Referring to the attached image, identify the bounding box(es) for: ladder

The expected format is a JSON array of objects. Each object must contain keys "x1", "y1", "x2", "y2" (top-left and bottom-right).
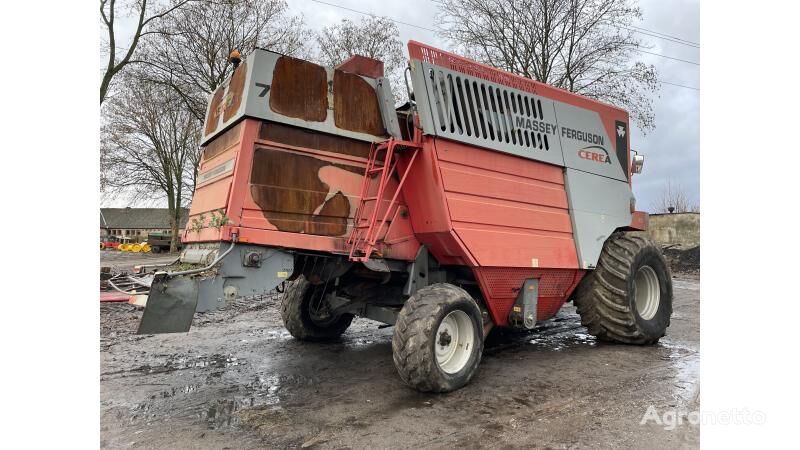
[{"x1": 347, "y1": 138, "x2": 421, "y2": 262}]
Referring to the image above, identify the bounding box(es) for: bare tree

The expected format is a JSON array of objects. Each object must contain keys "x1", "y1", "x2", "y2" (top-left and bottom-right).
[
  {"x1": 101, "y1": 76, "x2": 201, "y2": 251},
  {"x1": 651, "y1": 180, "x2": 698, "y2": 213},
  {"x1": 100, "y1": 0, "x2": 194, "y2": 104},
  {"x1": 435, "y1": 0, "x2": 659, "y2": 132},
  {"x1": 132, "y1": 0, "x2": 310, "y2": 122},
  {"x1": 316, "y1": 16, "x2": 406, "y2": 102}
]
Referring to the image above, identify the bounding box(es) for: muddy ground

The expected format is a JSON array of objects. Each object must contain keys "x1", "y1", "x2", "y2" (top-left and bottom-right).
[{"x1": 100, "y1": 250, "x2": 700, "y2": 449}]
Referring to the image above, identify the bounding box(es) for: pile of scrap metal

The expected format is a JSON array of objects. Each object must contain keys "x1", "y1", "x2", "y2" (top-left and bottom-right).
[{"x1": 100, "y1": 265, "x2": 158, "y2": 305}]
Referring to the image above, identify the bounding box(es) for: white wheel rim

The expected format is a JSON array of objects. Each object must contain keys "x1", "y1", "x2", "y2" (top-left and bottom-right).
[
  {"x1": 435, "y1": 310, "x2": 475, "y2": 374},
  {"x1": 634, "y1": 265, "x2": 661, "y2": 320}
]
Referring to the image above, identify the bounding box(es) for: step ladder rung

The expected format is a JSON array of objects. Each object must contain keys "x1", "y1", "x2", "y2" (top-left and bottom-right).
[{"x1": 348, "y1": 138, "x2": 420, "y2": 263}]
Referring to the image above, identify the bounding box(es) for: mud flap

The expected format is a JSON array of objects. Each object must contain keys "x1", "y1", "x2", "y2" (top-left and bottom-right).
[
  {"x1": 137, "y1": 274, "x2": 199, "y2": 334},
  {"x1": 136, "y1": 244, "x2": 294, "y2": 334}
]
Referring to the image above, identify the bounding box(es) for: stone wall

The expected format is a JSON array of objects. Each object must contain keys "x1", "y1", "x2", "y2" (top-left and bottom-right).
[{"x1": 648, "y1": 213, "x2": 700, "y2": 248}]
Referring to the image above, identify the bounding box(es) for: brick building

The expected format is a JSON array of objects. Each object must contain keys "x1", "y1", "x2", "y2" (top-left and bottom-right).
[{"x1": 100, "y1": 208, "x2": 189, "y2": 241}]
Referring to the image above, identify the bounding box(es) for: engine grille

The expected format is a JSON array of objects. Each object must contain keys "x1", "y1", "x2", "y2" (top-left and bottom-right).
[{"x1": 422, "y1": 65, "x2": 562, "y2": 160}]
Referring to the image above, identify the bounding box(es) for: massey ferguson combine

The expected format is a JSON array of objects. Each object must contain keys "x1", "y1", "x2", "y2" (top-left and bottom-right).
[{"x1": 138, "y1": 42, "x2": 672, "y2": 393}]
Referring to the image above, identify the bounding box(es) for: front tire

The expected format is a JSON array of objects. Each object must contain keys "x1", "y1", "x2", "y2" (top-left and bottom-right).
[
  {"x1": 280, "y1": 275, "x2": 354, "y2": 341},
  {"x1": 575, "y1": 231, "x2": 673, "y2": 344},
  {"x1": 392, "y1": 283, "x2": 484, "y2": 393}
]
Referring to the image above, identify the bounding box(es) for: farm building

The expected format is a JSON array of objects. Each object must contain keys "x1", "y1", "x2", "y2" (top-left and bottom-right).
[{"x1": 100, "y1": 208, "x2": 189, "y2": 241}]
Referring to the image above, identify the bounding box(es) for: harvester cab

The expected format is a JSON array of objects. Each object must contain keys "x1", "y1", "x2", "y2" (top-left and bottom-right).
[{"x1": 136, "y1": 42, "x2": 671, "y2": 393}]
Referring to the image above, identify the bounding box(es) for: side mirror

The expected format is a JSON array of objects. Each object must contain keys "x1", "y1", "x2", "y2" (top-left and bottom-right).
[{"x1": 631, "y1": 151, "x2": 644, "y2": 175}]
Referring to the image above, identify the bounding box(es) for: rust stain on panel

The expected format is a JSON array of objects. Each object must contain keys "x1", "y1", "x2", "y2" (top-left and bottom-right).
[
  {"x1": 270, "y1": 56, "x2": 328, "y2": 122},
  {"x1": 309, "y1": 191, "x2": 349, "y2": 236},
  {"x1": 223, "y1": 62, "x2": 247, "y2": 122},
  {"x1": 249, "y1": 148, "x2": 362, "y2": 236},
  {"x1": 205, "y1": 87, "x2": 224, "y2": 136},
  {"x1": 335, "y1": 55, "x2": 384, "y2": 78},
  {"x1": 203, "y1": 122, "x2": 242, "y2": 161},
  {"x1": 333, "y1": 70, "x2": 385, "y2": 135},
  {"x1": 259, "y1": 122, "x2": 371, "y2": 159}
]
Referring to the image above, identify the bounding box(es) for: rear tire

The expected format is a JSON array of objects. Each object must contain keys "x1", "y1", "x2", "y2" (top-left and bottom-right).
[
  {"x1": 280, "y1": 276, "x2": 354, "y2": 341},
  {"x1": 392, "y1": 283, "x2": 484, "y2": 393},
  {"x1": 151, "y1": 245, "x2": 161, "y2": 254},
  {"x1": 575, "y1": 231, "x2": 673, "y2": 344}
]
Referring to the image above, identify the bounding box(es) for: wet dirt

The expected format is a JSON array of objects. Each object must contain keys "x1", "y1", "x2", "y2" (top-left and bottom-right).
[
  {"x1": 663, "y1": 246, "x2": 700, "y2": 277},
  {"x1": 100, "y1": 276, "x2": 699, "y2": 449}
]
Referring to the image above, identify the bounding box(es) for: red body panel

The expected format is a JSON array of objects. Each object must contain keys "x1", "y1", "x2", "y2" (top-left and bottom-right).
[
  {"x1": 435, "y1": 139, "x2": 577, "y2": 269},
  {"x1": 183, "y1": 119, "x2": 420, "y2": 261},
  {"x1": 629, "y1": 211, "x2": 649, "y2": 231},
  {"x1": 398, "y1": 136, "x2": 582, "y2": 324},
  {"x1": 408, "y1": 41, "x2": 632, "y2": 186},
  {"x1": 474, "y1": 268, "x2": 585, "y2": 324}
]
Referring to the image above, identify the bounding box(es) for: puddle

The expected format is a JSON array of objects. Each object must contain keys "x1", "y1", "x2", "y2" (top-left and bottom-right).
[
  {"x1": 160, "y1": 384, "x2": 201, "y2": 398},
  {"x1": 204, "y1": 398, "x2": 244, "y2": 429},
  {"x1": 670, "y1": 355, "x2": 700, "y2": 403},
  {"x1": 200, "y1": 373, "x2": 317, "y2": 429},
  {"x1": 135, "y1": 354, "x2": 244, "y2": 374},
  {"x1": 527, "y1": 330, "x2": 597, "y2": 351},
  {"x1": 657, "y1": 339, "x2": 700, "y2": 404},
  {"x1": 656, "y1": 339, "x2": 697, "y2": 355},
  {"x1": 266, "y1": 330, "x2": 291, "y2": 340},
  {"x1": 246, "y1": 328, "x2": 292, "y2": 340},
  {"x1": 485, "y1": 309, "x2": 592, "y2": 354},
  {"x1": 127, "y1": 371, "x2": 317, "y2": 431}
]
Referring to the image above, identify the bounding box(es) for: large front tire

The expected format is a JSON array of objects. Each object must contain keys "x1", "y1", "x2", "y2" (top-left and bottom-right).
[
  {"x1": 575, "y1": 231, "x2": 673, "y2": 344},
  {"x1": 392, "y1": 283, "x2": 484, "y2": 393},
  {"x1": 280, "y1": 276, "x2": 354, "y2": 341}
]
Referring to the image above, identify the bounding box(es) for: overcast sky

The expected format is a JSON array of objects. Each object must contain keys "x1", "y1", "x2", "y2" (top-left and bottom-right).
[{"x1": 103, "y1": 0, "x2": 699, "y2": 212}]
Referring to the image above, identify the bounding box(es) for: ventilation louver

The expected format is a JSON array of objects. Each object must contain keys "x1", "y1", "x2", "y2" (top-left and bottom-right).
[{"x1": 428, "y1": 68, "x2": 551, "y2": 151}]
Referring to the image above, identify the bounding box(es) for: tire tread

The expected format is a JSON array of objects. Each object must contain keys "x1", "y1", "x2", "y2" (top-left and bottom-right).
[
  {"x1": 392, "y1": 283, "x2": 483, "y2": 393},
  {"x1": 280, "y1": 276, "x2": 353, "y2": 341},
  {"x1": 575, "y1": 231, "x2": 672, "y2": 345}
]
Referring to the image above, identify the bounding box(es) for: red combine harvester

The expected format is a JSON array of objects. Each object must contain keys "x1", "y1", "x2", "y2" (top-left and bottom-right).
[{"x1": 138, "y1": 42, "x2": 671, "y2": 393}]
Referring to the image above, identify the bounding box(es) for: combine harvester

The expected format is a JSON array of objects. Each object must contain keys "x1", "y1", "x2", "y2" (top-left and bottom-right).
[{"x1": 137, "y1": 42, "x2": 672, "y2": 392}]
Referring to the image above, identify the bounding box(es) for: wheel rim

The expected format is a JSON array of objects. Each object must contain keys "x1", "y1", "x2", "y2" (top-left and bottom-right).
[
  {"x1": 634, "y1": 265, "x2": 661, "y2": 320},
  {"x1": 435, "y1": 310, "x2": 475, "y2": 374},
  {"x1": 307, "y1": 287, "x2": 338, "y2": 326}
]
